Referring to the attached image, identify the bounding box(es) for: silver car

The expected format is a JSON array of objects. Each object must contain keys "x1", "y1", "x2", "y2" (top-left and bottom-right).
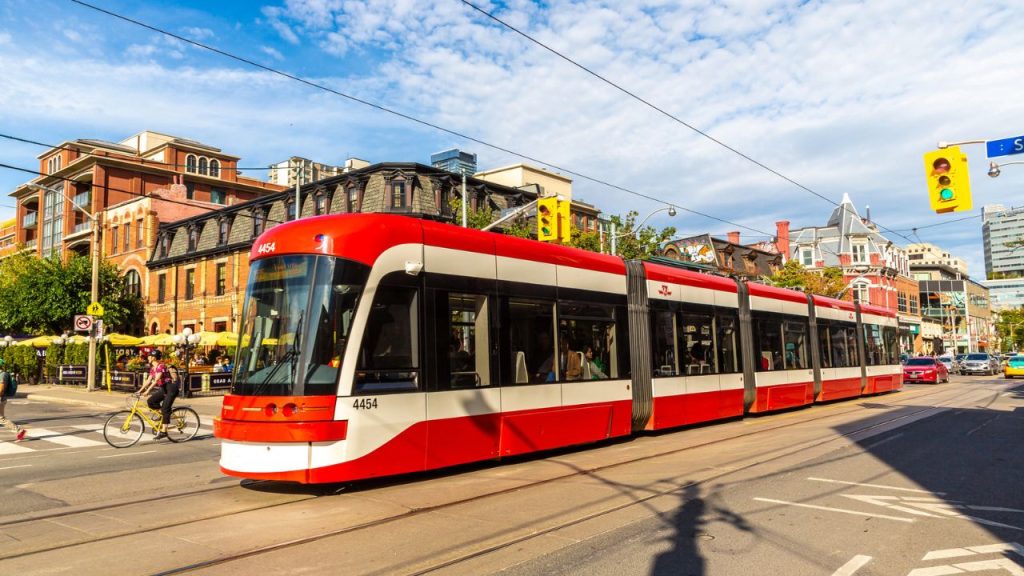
[
  {"x1": 937, "y1": 355, "x2": 958, "y2": 374},
  {"x1": 959, "y1": 353, "x2": 999, "y2": 376}
]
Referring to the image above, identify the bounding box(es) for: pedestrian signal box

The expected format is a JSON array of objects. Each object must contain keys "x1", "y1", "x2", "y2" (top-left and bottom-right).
[
  {"x1": 537, "y1": 197, "x2": 558, "y2": 242},
  {"x1": 924, "y1": 147, "x2": 972, "y2": 213}
]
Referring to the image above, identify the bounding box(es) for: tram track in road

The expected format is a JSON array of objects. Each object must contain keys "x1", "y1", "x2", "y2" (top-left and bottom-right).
[{"x1": 140, "y1": 380, "x2": 1011, "y2": 576}]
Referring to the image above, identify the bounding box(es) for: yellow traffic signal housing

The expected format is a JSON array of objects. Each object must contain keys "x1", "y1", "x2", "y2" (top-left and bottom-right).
[
  {"x1": 924, "y1": 146, "x2": 972, "y2": 213},
  {"x1": 556, "y1": 198, "x2": 571, "y2": 243},
  {"x1": 536, "y1": 197, "x2": 558, "y2": 242}
]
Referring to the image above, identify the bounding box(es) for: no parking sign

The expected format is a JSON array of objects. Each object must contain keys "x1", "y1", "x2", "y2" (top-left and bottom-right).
[{"x1": 74, "y1": 315, "x2": 94, "y2": 332}]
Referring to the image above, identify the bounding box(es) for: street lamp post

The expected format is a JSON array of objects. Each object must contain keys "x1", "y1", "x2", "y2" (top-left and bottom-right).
[
  {"x1": 173, "y1": 327, "x2": 202, "y2": 398},
  {"x1": 27, "y1": 183, "x2": 101, "y2": 392},
  {"x1": 610, "y1": 206, "x2": 677, "y2": 256},
  {"x1": 987, "y1": 160, "x2": 1024, "y2": 178}
]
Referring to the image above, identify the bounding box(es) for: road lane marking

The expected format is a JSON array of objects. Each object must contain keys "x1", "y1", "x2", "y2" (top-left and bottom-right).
[
  {"x1": 28, "y1": 428, "x2": 107, "y2": 448},
  {"x1": 831, "y1": 554, "x2": 872, "y2": 576},
  {"x1": 0, "y1": 442, "x2": 34, "y2": 456},
  {"x1": 97, "y1": 450, "x2": 156, "y2": 459},
  {"x1": 753, "y1": 498, "x2": 915, "y2": 522},
  {"x1": 0, "y1": 464, "x2": 32, "y2": 470},
  {"x1": 808, "y1": 477, "x2": 944, "y2": 494}
]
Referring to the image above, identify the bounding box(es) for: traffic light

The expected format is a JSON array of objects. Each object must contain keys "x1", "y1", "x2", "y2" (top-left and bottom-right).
[
  {"x1": 537, "y1": 197, "x2": 558, "y2": 242},
  {"x1": 556, "y1": 197, "x2": 571, "y2": 243},
  {"x1": 924, "y1": 146, "x2": 972, "y2": 213}
]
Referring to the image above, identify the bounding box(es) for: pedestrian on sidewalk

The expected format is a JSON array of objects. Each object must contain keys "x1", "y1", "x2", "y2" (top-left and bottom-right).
[{"x1": 0, "y1": 361, "x2": 26, "y2": 441}]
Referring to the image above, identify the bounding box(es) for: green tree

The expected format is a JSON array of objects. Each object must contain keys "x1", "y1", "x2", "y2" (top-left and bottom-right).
[
  {"x1": 0, "y1": 252, "x2": 144, "y2": 335},
  {"x1": 449, "y1": 198, "x2": 497, "y2": 230},
  {"x1": 604, "y1": 211, "x2": 677, "y2": 260},
  {"x1": 767, "y1": 260, "x2": 846, "y2": 298},
  {"x1": 995, "y1": 308, "x2": 1024, "y2": 352}
]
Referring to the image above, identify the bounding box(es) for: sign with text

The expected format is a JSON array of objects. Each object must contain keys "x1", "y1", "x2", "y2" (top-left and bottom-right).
[
  {"x1": 986, "y1": 135, "x2": 1024, "y2": 158},
  {"x1": 59, "y1": 365, "x2": 88, "y2": 382}
]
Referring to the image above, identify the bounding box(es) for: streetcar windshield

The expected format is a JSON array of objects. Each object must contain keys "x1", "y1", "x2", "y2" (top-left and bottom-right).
[{"x1": 233, "y1": 255, "x2": 369, "y2": 396}]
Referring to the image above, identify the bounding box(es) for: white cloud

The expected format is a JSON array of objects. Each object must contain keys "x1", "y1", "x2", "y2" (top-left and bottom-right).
[
  {"x1": 260, "y1": 45, "x2": 284, "y2": 61},
  {"x1": 182, "y1": 26, "x2": 215, "y2": 40},
  {"x1": 3, "y1": 0, "x2": 1024, "y2": 276},
  {"x1": 0, "y1": 32, "x2": 9, "y2": 46}
]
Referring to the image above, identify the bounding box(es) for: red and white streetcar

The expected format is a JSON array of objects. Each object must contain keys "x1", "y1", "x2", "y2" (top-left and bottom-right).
[{"x1": 214, "y1": 214, "x2": 902, "y2": 484}]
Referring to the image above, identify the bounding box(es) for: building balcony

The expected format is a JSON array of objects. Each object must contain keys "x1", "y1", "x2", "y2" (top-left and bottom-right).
[
  {"x1": 72, "y1": 220, "x2": 92, "y2": 234},
  {"x1": 23, "y1": 239, "x2": 37, "y2": 250},
  {"x1": 22, "y1": 212, "x2": 38, "y2": 228}
]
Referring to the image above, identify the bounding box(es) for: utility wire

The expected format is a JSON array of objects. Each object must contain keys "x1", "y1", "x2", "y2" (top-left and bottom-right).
[
  {"x1": 459, "y1": 0, "x2": 920, "y2": 246},
  {"x1": 65, "y1": 0, "x2": 778, "y2": 238}
]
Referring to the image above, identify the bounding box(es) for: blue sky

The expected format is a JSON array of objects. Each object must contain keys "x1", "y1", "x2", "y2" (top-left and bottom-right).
[{"x1": 2, "y1": 0, "x2": 1023, "y2": 276}]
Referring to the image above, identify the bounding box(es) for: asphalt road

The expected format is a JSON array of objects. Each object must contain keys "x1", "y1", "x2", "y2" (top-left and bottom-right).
[
  {"x1": 497, "y1": 376, "x2": 1024, "y2": 576},
  {"x1": 0, "y1": 398, "x2": 224, "y2": 519}
]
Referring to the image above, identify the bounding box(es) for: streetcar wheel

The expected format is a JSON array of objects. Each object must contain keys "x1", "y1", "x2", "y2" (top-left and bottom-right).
[
  {"x1": 103, "y1": 411, "x2": 145, "y2": 448},
  {"x1": 165, "y1": 407, "x2": 201, "y2": 443}
]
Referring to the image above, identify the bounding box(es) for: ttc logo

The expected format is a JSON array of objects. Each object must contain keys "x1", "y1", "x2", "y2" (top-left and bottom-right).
[{"x1": 658, "y1": 284, "x2": 672, "y2": 297}]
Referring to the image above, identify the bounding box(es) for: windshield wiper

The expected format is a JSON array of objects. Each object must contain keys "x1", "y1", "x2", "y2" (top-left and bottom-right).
[{"x1": 252, "y1": 311, "x2": 303, "y2": 396}]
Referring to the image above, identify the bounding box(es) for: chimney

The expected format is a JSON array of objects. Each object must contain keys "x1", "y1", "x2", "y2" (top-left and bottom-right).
[
  {"x1": 727, "y1": 231, "x2": 740, "y2": 244},
  {"x1": 775, "y1": 220, "x2": 790, "y2": 260},
  {"x1": 866, "y1": 204, "x2": 871, "y2": 222}
]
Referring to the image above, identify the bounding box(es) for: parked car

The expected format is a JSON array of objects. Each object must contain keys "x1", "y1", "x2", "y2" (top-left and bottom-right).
[
  {"x1": 959, "y1": 353, "x2": 1000, "y2": 376},
  {"x1": 1004, "y1": 355, "x2": 1024, "y2": 379},
  {"x1": 903, "y1": 357, "x2": 949, "y2": 384},
  {"x1": 937, "y1": 355, "x2": 959, "y2": 375}
]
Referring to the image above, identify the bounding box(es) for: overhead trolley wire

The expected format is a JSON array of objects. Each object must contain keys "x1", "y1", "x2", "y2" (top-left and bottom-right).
[{"x1": 458, "y1": 1, "x2": 923, "y2": 247}]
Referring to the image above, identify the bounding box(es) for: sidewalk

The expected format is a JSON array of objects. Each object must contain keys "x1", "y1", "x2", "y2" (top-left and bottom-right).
[{"x1": 19, "y1": 384, "x2": 225, "y2": 419}]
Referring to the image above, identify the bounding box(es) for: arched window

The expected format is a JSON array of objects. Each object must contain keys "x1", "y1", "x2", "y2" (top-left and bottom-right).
[
  {"x1": 188, "y1": 226, "x2": 198, "y2": 252},
  {"x1": 347, "y1": 185, "x2": 359, "y2": 212},
  {"x1": 315, "y1": 190, "x2": 328, "y2": 215},
  {"x1": 125, "y1": 269, "x2": 141, "y2": 298},
  {"x1": 198, "y1": 157, "x2": 209, "y2": 176},
  {"x1": 209, "y1": 159, "x2": 220, "y2": 178},
  {"x1": 185, "y1": 155, "x2": 197, "y2": 173}
]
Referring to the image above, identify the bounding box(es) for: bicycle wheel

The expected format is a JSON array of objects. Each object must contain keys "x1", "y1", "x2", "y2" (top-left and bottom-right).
[
  {"x1": 165, "y1": 407, "x2": 201, "y2": 443},
  {"x1": 103, "y1": 411, "x2": 145, "y2": 448}
]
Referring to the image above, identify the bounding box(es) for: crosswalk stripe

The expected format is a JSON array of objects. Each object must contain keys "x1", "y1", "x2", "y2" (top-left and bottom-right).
[
  {"x1": 28, "y1": 428, "x2": 107, "y2": 448},
  {"x1": 0, "y1": 441, "x2": 34, "y2": 455}
]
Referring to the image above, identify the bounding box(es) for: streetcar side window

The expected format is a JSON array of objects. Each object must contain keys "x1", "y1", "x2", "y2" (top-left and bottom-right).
[
  {"x1": 817, "y1": 321, "x2": 832, "y2": 369},
  {"x1": 783, "y1": 320, "x2": 808, "y2": 370},
  {"x1": 679, "y1": 306, "x2": 715, "y2": 375},
  {"x1": 354, "y1": 285, "x2": 420, "y2": 393},
  {"x1": 440, "y1": 292, "x2": 491, "y2": 390},
  {"x1": 864, "y1": 323, "x2": 885, "y2": 366},
  {"x1": 650, "y1": 303, "x2": 678, "y2": 376},
  {"x1": 883, "y1": 325, "x2": 899, "y2": 364},
  {"x1": 505, "y1": 298, "x2": 556, "y2": 384},
  {"x1": 828, "y1": 322, "x2": 857, "y2": 368},
  {"x1": 716, "y1": 311, "x2": 740, "y2": 374},
  {"x1": 557, "y1": 300, "x2": 618, "y2": 381},
  {"x1": 754, "y1": 313, "x2": 784, "y2": 371}
]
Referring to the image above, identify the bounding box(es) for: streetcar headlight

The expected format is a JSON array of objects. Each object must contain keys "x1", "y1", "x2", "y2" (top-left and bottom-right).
[
  {"x1": 264, "y1": 403, "x2": 278, "y2": 417},
  {"x1": 282, "y1": 403, "x2": 297, "y2": 417}
]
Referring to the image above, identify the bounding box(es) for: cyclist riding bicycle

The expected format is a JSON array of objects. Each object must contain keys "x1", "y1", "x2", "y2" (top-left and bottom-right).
[{"x1": 140, "y1": 351, "x2": 180, "y2": 439}]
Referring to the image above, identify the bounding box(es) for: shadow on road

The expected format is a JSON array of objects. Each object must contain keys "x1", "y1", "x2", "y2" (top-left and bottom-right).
[{"x1": 651, "y1": 482, "x2": 708, "y2": 576}]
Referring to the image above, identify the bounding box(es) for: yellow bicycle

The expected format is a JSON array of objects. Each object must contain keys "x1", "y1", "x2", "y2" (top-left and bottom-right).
[{"x1": 103, "y1": 393, "x2": 200, "y2": 448}]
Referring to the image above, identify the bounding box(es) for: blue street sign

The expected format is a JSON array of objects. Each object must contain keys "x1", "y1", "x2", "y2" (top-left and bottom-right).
[{"x1": 987, "y1": 136, "x2": 1024, "y2": 158}]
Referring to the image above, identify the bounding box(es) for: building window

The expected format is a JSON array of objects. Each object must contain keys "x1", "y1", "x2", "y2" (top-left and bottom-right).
[
  {"x1": 218, "y1": 218, "x2": 230, "y2": 245},
  {"x1": 910, "y1": 295, "x2": 919, "y2": 314},
  {"x1": 125, "y1": 269, "x2": 141, "y2": 298},
  {"x1": 213, "y1": 321, "x2": 227, "y2": 332},
  {"x1": 391, "y1": 180, "x2": 407, "y2": 209},
  {"x1": 198, "y1": 157, "x2": 208, "y2": 176},
  {"x1": 47, "y1": 155, "x2": 62, "y2": 174},
  {"x1": 801, "y1": 247, "x2": 813, "y2": 266},
  {"x1": 216, "y1": 263, "x2": 226, "y2": 296},
  {"x1": 186, "y1": 155, "x2": 197, "y2": 173},
  {"x1": 185, "y1": 182, "x2": 195, "y2": 200},
  {"x1": 110, "y1": 226, "x2": 119, "y2": 254},
  {"x1": 209, "y1": 159, "x2": 220, "y2": 178},
  {"x1": 159, "y1": 234, "x2": 170, "y2": 258},
  {"x1": 852, "y1": 243, "x2": 867, "y2": 264},
  {"x1": 286, "y1": 200, "x2": 296, "y2": 220},
  {"x1": 315, "y1": 193, "x2": 328, "y2": 215},
  {"x1": 185, "y1": 269, "x2": 195, "y2": 300},
  {"x1": 347, "y1": 185, "x2": 359, "y2": 212},
  {"x1": 897, "y1": 291, "x2": 908, "y2": 313},
  {"x1": 123, "y1": 223, "x2": 131, "y2": 252},
  {"x1": 210, "y1": 188, "x2": 226, "y2": 205},
  {"x1": 41, "y1": 184, "x2": 64, "y2": 258},
  {"x1": 852, "y1": 282, "x2": 869, "y2": 304},
  {"x1": 136, "y1": 218, "x2": 144, "y2": 249},
  {"x1": 252, "y1": 207, "x2": 268, "y2": 237},
  {"x1": 187, "y1": 227, "x2": 198, "y2": 252},
  {"x1": 157, "y1": 274, "x2": 166, "y2": 304}
]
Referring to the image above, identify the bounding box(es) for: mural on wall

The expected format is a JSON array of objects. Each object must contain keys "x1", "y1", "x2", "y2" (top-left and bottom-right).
[{"x1": 676, "y1": 235, "x2": 717, "y2": 265}]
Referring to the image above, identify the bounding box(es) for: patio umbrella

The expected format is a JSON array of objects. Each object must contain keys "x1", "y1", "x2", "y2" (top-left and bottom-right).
[
  {"x1": 196, "y1": 331, "x2": 221, "y2": 346},
  {"x1": 216, "y1": 332, "x2": 238, "y2": 347},
  {"x1": 107, "y1": 333, "x2": 143, "y2": 346}
]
